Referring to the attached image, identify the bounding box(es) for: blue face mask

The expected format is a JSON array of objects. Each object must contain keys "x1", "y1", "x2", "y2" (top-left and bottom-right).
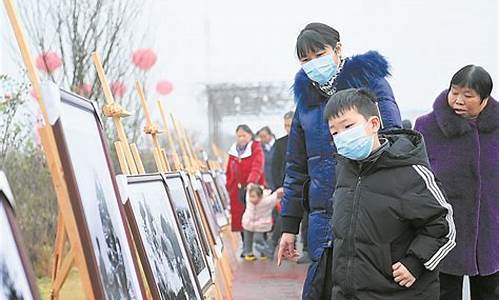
[
  {"x1": 333, "y1": 123, "x2": 375, "y2": 161},
  {"x1": 302, "y1": 53, "x2": 338, "y2": 85}
]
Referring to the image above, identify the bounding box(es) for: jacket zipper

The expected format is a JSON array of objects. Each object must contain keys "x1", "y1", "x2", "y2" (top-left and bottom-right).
[{"x1": 345, "y1": 176, "x2": 362, "y2": 296}]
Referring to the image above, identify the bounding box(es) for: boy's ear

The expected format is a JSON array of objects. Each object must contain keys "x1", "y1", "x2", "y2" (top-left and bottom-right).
[{"x1": 368, "y1": 116, "x2": 381, "y2": 133}]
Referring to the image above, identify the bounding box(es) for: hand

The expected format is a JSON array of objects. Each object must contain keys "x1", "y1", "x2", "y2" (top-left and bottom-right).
[
  {"x1": 276, "y1": 187, "x2": 284, "y2": 198},
  {"x1": 277, "y1": 233, "x2": 299, "y2": 266},
  {"x1": 392, "y1": 262, "x2": 416, "y2": 288}
]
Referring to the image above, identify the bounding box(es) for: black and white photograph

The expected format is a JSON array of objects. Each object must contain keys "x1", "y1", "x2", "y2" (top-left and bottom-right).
[
  {"x1": 126, "y1": 175, "x2": 202, "y2": 300},
  {"x1": 55, "y1": 91, "x2": 143, "y2": 299},
  {"x1": 213, "y1": 171, "x2": 230, "y2": 211},
  {"x1": 190, "y1": 176, "x2": 223, "y2": 255},
  {"x1": 201, "y1": 173, "x2": 229, "y2": 228},
  {"x1": 163, "y1": 174, "x2": 212, "y2": 291},
  {"x1": 0, "y1": 200, "x2": 38, "y2": 300}
]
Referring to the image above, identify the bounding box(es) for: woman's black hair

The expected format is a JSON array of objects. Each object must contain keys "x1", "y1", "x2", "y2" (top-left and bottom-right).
[
  {"x1": 236, "y1": 124, "x2": 254, "y2": 138},
  {"x1": 449, "y1": 65, "x2": 493, "y2": 101},
  {"x1": 296, "y1": 23, "x2": 340, "y2": 59}
]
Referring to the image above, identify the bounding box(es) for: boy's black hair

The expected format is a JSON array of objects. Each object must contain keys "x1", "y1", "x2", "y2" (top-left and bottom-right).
[
  {"x1": 324, "y1": 88, "x2": 380, "y2": 121},
  {"x1": 248, "y1": 185, "x2": 263, "y2": 198},
  {"x1": 449, "y1": 65, "x2": 493, "y2": 101},
  {"x1": 236, "y1": 124, "x2": 254, "y2": 138},
  {"x1": 296, "y1": 23, "x2": 340, "y2": 59}
]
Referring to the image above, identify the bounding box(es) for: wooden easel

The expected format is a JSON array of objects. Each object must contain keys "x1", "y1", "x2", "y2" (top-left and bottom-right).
[
  {"x1": 157, "y1": 100, "x2": 183, "y2": 171},
  {"x1": 135, "y1": 81, "x2": 170, "y2": 173},
  {"x1": 3, "y1": 1, "x2": 102, "y2": 299}
]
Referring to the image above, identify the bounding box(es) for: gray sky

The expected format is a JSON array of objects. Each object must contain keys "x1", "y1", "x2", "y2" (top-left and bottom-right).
[{"x1": 1, "y1": 0, "x2": 498, "y2": 142}]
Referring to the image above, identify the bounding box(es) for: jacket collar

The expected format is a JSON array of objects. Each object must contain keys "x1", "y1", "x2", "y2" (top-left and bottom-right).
[
  {"x1": 228, "y1": 140, "x2": 254, "y2": 158},
  {"x1": 433, "y1": 89, "x2": 499, "y2": 137},
  {"x1": 293, "y1": 50, "x2": 391, "y2": 107}
]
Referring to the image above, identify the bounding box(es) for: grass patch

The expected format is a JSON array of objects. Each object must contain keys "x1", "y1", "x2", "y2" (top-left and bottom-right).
[{"x1": 37, "y1": 268, "x2": 86, "y2": 300}]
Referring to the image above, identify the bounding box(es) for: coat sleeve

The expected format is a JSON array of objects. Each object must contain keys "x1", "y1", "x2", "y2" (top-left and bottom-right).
[
  {"x1": 369, "y1": 77, "x2": 402, "y2": 131},
  {"x1": 246, "y1": 142, "x2": 264, "y2": 184},
  {"x1": 281, "y1": 109, "x2": 308, "y2": 234},
  {"x1": 399, "y1": 164, "x2": 456, "y2": 279},
  {"x1": 270, "y1": 138, "x2": 285, "y2": 190}
]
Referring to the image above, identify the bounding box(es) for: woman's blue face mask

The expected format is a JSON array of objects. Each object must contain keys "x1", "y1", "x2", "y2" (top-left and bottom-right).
[{"x1": 301, "y1": 52, "x2": 338, "y2": 85}]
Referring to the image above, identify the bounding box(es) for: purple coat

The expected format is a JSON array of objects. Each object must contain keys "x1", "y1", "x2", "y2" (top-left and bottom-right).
[{"x1": 415, "y1": 90, "x2": 499, "y2": 276}]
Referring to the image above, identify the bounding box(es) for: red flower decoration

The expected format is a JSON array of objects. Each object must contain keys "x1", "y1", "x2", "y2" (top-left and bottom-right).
[
  {"x1": 156, "y1": 80, "x2": 173, "y2": 95},
  {"x1": 110, "y1": 81, "x2": 126, "y2": 98},
  {"x1": 132, "y1": 48, "x2": 157, "y2": 71},
  {"x1": 35, "y1": 51, "x2": 62, "y2": 73},
  {"x1": 79, "y1": 83, "x2": 92, "y2": 97}
]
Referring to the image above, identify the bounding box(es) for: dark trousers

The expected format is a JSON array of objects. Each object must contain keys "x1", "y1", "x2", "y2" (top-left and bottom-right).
[
  {"x1": 301, "y1": 211, "x2": 309, "y2": 252},
  {"x1": 270, "y1": 207, "x2": 282, "y2": 247},
  {"x1": 440, "y1": 272, "x2": 499, "y2": 300}
]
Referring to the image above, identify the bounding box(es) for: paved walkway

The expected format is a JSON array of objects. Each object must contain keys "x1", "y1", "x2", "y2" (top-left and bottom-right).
[{"x1": 232, "y1": 257, "x2": 308, "y2": 300}]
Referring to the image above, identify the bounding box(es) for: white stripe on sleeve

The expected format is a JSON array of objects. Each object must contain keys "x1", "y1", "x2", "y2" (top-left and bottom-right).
[{"x1": 412, "y1": 165, "x2": 456, "y2": 271}]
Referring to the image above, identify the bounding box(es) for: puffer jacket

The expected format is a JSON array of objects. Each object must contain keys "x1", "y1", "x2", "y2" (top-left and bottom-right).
[
  {"x1": 281, "y1": 51, "x2": 403, "y2": 262},
  {"x1": 242, "y1": 189, "x2": 279, "y2": 232},
  {"x1": 331, "y1": 130, "x2": 456, "y2": 300}
]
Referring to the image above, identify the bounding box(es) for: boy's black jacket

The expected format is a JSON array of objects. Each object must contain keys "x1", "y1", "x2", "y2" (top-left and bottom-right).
[{"x1": 331, "y1": 129, "x2": 455, "y2": 300}]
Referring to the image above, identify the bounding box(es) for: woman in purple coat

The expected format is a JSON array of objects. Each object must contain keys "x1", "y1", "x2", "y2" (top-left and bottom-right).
[{"x1": 415, "y1": 65, "x2": 498, "y2": 300}]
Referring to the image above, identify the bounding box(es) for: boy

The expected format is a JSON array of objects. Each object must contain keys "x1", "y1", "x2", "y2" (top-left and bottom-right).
[{"x1": 324, "y1": 88, "x2": 455, "y2": 299}]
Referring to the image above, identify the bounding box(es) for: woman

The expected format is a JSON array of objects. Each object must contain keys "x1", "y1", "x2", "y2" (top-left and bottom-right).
[
  {"x1": 278, "y1": 22, "x2": 402, "y2": 299},
  {"x1": 225, "y1": 124, "x2": 266, "y2": 234},
  {"x1": 415, "y1": 65, "x2": 498, "y2": 300}
]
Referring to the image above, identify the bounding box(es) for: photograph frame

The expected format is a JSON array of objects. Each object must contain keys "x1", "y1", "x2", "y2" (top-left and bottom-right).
[
  {"x1": 161, "y1": 172, "x2": 213, "y2": 293},
  {"x1": 51, "y1": 89, "x2": 146, "y2": 299},
  {"x1": 191, "y1": 175, "x2": 224, "y2": 256},
  {"x1": 200, "y1": 172, "x2": 230, "y2": 228},
  {"x1": 0, "y1": 175, "x2": 41, "y2": 300},
  {"x1": 124, "y1": 173, "x2": 204, "y2": 300}
]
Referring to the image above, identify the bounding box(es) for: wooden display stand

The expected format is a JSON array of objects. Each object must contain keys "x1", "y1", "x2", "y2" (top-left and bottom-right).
[
  {"x1": 135, "y1": 81, "x2": 170, "y2": 173},
  {"x1": 4, "y1": 1, "x2": 98, "y2": 299}
]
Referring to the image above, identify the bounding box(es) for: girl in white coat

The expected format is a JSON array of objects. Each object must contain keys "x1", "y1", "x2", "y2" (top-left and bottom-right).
[{"x1": 242, "y1": 185, "x2": 283, "y2": 261}]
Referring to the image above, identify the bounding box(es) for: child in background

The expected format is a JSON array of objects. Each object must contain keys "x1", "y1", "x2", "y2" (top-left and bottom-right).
[
  {"x1": 242, "y1": 185, "x2": 284, "y2": 261},
  {"x1": 325, "y1": 88, "x2": 455, "y2": 299}
]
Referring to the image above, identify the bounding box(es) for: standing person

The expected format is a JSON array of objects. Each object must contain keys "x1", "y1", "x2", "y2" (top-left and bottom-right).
[
  {"x1": 225, "y1": 125, "x2": 266, "y2": 243},
  {"x1": 258, "y1": 111, "x2": 294, "y2": 259},
  {"x1": 277, "y1": 22, "x2": 402, "y2": 299},
  {"x1": 257, "y1": 126, "x2": 276, "y2": 190},
  {"x1": 325, "y1": 88, "x2": 455, "y2": 300},
  {"x1": 415, "y1": 65, "x2": 498, "y2": 300},
  {"x1": 242, "y1": 185, "x2": 284, "y2": 261}
]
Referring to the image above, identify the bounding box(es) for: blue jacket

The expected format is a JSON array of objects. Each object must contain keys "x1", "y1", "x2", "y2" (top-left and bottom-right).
[{"x1": 281, "y1": 51, "x2": 402, "y2": 260}]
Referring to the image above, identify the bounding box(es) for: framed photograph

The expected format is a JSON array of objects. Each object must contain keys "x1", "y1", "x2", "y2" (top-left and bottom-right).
[
  {"x1": 125, "y1": 174, "x2": 202, "y2": 300},
  {"x1": 0, "y1": 172, "x2": 40, "y2": 300},
  {"x1": 200, "y1": 172, "x2": 229, "y2": 228},
  {"x1": 52, "y1": 90, "x2": 145, "y2": 299},
  {"x1": 162, "y1": 172, "x2": 212, "y2": 291},
  {"x1": 178, "y1": 172, "x2": 213, "y2": 259},
  {"x1": 212, "y1": 170, "x2": 230, "y2": 212},
  {"x1": 190, "y1": 175, "x2": 224, "y2": 256}
]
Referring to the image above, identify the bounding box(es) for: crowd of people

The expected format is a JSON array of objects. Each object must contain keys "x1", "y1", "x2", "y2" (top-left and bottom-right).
[{"x1": 225, "y1": 22, "x2": 498, "y2": 300}]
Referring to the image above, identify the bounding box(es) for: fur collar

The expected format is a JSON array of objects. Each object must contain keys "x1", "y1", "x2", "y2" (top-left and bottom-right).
[
  {"x1": 433, "y1": 89, "x2": 499, "y2": 137},
  {"x1": 228, "y1": 140, "x2": 254, "y2": 158},
  {"x1": 293, "y1": 51, "x2": 391, "y2": 107}
]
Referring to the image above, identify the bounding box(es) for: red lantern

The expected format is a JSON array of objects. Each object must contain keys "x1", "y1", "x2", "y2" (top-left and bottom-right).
[
  {"x1": 132, "y1": 48, "x2": 157, "y2": 71},
  {"x1": 110, "y1": 81, "x2": 126, "y2": 98},
  {"x1": 79, "y1": 83, "x2": 92, "y2": 97},
  {"x1": 35, "y1": 51, "x2": 62, "y2": 73},
  {"x1": 156, "y1": 80, "x2": 173, "y2": 95}
]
